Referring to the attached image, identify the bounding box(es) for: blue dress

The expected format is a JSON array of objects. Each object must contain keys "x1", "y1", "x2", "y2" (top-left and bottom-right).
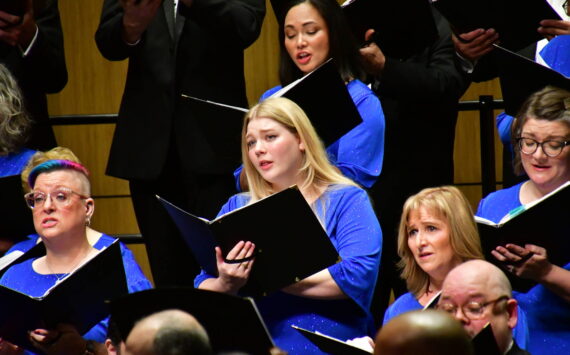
[
  {"x1": 477, "y1": 183, "x2": 570, "y2": 355},
  {"x1": 383, "y1": 291, "x2": 529, "y2": 348},
  {"x1": 195, "y1": 184, "x2": 382, "y2": 354},
  {"x1": 0, "y1": 234, "x2": 152, "y2": 354},
  {"x1": 0, "y1": 149, "x2": 35, "y2": 177},
  {"x1": 234, "y1": 80, "x2": 385, "y2": 189}
]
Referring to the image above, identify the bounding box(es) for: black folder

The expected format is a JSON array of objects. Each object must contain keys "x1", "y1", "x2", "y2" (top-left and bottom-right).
[
  {"x1": 0, "y1": 0, "x2": 25, "y2": 16},
  {"x1": 268, "y1": 59, "x2": 363, "y2": 146},
  {"x1": 472, "y1": 323, "x2": 501, "y2": 355},
  {"x1": 183, "y1": 59, "x2": 362, "y2": 148},
  {"x1": 0, "y1": 175, "x2": 35, "y2": 243},
  {"x1": 342, "y1": 0, "x2": 438, "y2": 59},
  {"x1": 292, "y1": 325, "x2": 372, "y2": 355},
  {"x1": 110, "y1": 288, "x2": 275, "y2": 355},
  {"x1": 433, "y1": 0, "x2": 561, "y2": 52},
  {"x1": 475, "y1": 182, "x2": 570, "y2": 292},
  {"x1": 158, "y1": 186, "x2": 339, "y2": 296},
  {"x1": 0, "y1": 240, "x2": 127, "y2": 349},
  {"x1": 494, "y1": 45, "x2": 570, "y2": 116}
]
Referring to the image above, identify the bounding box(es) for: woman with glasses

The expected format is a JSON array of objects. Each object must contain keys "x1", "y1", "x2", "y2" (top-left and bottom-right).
[
  {"x1": 0, "y1": 159, "x2": 151, "y2": 354},
  {"x1": 476, "y1": 86, "x2": 570, "y2": 355}
]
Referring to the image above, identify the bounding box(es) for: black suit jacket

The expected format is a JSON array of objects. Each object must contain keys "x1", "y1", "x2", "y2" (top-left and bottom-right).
[
  {"x1": 96, "y1": 0, "x2": 265, "y2": 180},
  {"x1": 371, "y1": 7, "x2": 470, "y2": 203},
  {"x1": 0, "y1": 0, "x2": 67, "y2": 150}
]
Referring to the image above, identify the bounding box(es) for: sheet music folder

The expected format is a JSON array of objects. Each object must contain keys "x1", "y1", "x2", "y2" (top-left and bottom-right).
[
  {"x1": 182, "y1": 59, "x2": 362, "y2": 148},
  {"x1": 0, "y1": 175, "x2": 35, "y2": 242},
  {"x1": 494, "y1": 45, "x2": 570, "y2": 116},
  {"x1": 0, "y1": 240, "x2": 127, "y2": 349},
  {"x1": 158, "y1": 186, "x2": 339, "y2": 296},
  {"x1": 433, "y1": 0, "x2": 561, "y2": 52},
  {"x1": 472, "y1": 323, "x2": 501, "y2": 355},
  {"x1": 110, "y1": 288, "x2": 275, "y2": 355},
  {"x1": 342, "y1": 0, "x2": 438, "y2": 59},
  {"x1": 293, "y1": 325, "x2": 372, "y2": 355},
  {"x1": 475, "y1": 182, "x2": 570, "y2": 292}
]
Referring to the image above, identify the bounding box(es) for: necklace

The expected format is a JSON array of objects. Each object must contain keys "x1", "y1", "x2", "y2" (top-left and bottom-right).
[{"x1": 44, "y1": 246, "x2": 93, "y2": 283}]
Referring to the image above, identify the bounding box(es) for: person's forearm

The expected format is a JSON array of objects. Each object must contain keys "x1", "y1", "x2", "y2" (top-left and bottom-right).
[
  {"x1": 281, "y1": 269, "x2": 347, "y2": 299},
  {"x1": 538, "y1": 265, "x2": 570, "y2": 303}
]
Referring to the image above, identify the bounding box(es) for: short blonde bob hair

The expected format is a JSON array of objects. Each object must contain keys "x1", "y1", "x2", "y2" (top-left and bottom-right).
[
  {"x1": 397, "y1": 186, "x2": 483, "y2": 297},
  {"x1": 241, "y1": 97, "x2": 357, "y2": 202}
]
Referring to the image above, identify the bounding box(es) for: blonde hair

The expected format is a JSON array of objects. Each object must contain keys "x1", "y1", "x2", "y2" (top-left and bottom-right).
[
  {"x1": 242, "y1": 97, "x2": 357, "y2": 202},
  {"x1": 397, "y1": 186, "x2": 483, "y2": 297},
  {"x1": 21, "y1": 147, "x2": 83, "y2": 192},
  {"x1": 0, "y1": 64, "x2": 31, "y2": 155}
]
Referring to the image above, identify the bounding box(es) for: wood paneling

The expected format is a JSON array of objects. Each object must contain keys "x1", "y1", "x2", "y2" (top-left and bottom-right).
[{"x1": 44, "y1": 0, "x2": 508, "y2": 277}]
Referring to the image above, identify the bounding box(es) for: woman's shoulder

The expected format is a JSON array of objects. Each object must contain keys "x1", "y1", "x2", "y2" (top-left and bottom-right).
[
  {"x1": 383, "y1": 292, "x2": 421, "y2": 324},
  {"x1": 477, "y1": 181, "x2": 525, "y2": 219},
  {"x1": 218, "y1": 192, "x2": 252, "y2": 217},
  {"x1": 325, "y1": 184, "x2": 368, "y2": 199},
  {"x1": 260, "y1": 85, "x2": 283, "y2": 101},
  {"x1": 347, "y1": 80, "x2": 377, "y2": 103}
]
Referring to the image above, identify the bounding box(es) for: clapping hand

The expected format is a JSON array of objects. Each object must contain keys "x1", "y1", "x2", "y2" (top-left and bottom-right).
[{"x1": 0, "y1": 0, "x2": 36, "y2": 48}]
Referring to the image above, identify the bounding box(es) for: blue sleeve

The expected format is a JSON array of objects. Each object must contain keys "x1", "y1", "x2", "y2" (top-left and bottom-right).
[
  {"x1": 513, "y1": 306, "x2": 529, "y2": 350},
  {"x1": 327, "y1": 187, "x2": 382, "y2": 312},
  {"x1": 233, "y1": 165, "x2": 243, "y2": 192},
  {"x1": 119, "y1": 243, "x2": 153, "y2": 292},
  {"x1": 331, "y1": 86, "x2": 385, "y2": 188},
  {"x1": 496, "y1": 112, "x2": 514, "y2": 149},
  {"x1": 259, "y1": 86, "x2": 282, "y2": 101},
  {"x1": 382, "y1": 292, "x2": 422, "y2": 326}
]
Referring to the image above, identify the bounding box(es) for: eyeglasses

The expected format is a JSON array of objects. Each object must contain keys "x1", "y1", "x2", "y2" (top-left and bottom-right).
[
  {"x1": 516, "y1": 137, "x2": 570, "y2": 157},
  {"x1": 24, "y1": 187, "x2": 89, "y2": 209},
  {"x1": 563, "y1": 0, "x2": 569, "y2": 16},
  {"x1": 436, "y1": 296, "x2": 509, "y2": 321}
]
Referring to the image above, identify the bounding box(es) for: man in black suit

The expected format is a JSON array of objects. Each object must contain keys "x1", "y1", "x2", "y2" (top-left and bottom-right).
[
  {"x1": 95, "y1": 0, "x2": 265, "y2": 286},
  {"x1": 359, "y1": 6, "x2": 470, "y2": 325},
  {"x1": 0, "y1": 0, "x2": 67, "y2": 150},
  {"x1": 439, "y1": 260, "x2": 531, "y2": 355}
]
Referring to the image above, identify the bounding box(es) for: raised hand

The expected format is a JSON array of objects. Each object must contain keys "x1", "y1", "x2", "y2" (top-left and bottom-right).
[
  {"x1": 119, "y1": 0, "x2": 162, "y2": 44},
  {"x1": 359, "y1": 29, "x2": 385, "y2": 77},
  {"x1": 0, "y1": 0, "x2": 37, "y2": 48}
]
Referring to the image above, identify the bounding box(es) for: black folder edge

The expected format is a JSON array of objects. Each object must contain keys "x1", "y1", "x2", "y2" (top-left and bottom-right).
[
  {"x1": 476, "y1": 182, "x2": 570, "y2": 291},
  {"x1": 292, "y1": 325, "x2": 373, "y2": 355},
  {"x1": 493, "y1": 44, "x2": 570, "y2": 116},
  {"x1": 109, "y1": 288, "x2": 275, "y2": 355},
  {"x1": 472, "y1": 323, "x2": 501, "y2": 355},
  {"x1": 0, "y1": 240, "x2": 127, "y2": 349},
  {"x1": 341, "y1": 0, "x2": 438, "y2": 59},
  {"x1": 0, "y1": 174, "x2": 35, "y2": 241},
  {"x1": 269, "y1": 58, "x2": 363, "y2": 147},
  {"x1": 158, "y1": 186, "x2": 340, "y2": 296},
  {"x1": 433, "y1": 0, "x2": 561, "y2": 52}
]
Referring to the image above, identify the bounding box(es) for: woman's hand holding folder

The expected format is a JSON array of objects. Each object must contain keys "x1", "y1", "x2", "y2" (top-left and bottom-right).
[{"x1": 202, "y1": 241, "x2": 256, "y2": 295}]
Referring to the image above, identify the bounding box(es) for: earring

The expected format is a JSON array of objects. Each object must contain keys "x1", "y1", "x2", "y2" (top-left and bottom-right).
[{"x1": 85, "y1": 218, "x2": 91, "y2": 227}]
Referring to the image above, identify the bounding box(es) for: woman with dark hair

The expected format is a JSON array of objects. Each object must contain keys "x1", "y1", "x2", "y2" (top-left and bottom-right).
[
  {"x1": 476, "y1": 86, "x2": 570, "y2": 355},
  {"x1": 261, "y1": 0, "x2": 385, "y2": 188}
]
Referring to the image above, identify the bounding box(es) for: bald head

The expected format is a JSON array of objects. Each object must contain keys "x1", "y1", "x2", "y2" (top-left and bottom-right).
[
  {"x1": 445, "y1": 260, "x2": 512, "y2": 299},
  {"x1": 124, "y1": 309, "x2": 212, "y2": 355},
  {"x1": 440, "y1": 260, "x2": 518, "y2": 353},
  {"x1": 375, "y1": 310, "x2": 474, "y2": 355}
]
